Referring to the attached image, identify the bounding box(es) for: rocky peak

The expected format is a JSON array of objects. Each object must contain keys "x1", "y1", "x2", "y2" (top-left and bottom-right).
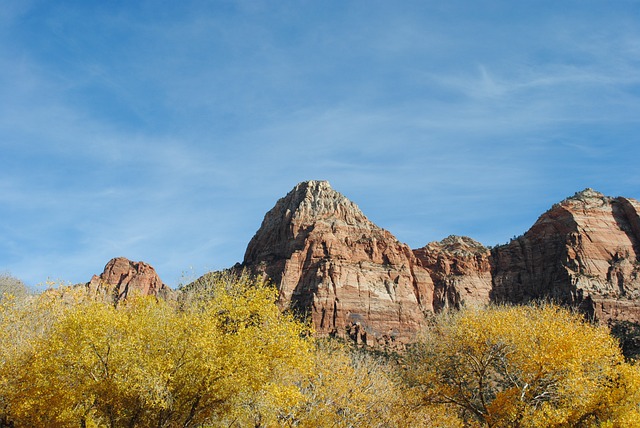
[
  {"x1": 414, "y1": 236, "x2": 492, "y2": 310},
  {"x1": 86, "y1": 257, "x2": 173, "y2": 304},
  {"x1": 243, "y1": 181, "x2": 433, "y2": 348},
  {"x1": 570, "y1": 187, "x2": 606, "y2": 200},
  {"x1": 244, "y1": 181, "x2": 376, "y2": 266},
  {"x1": 556, "y1": 188, "x2": 612, "y2": 210},
  {"x1": 284, "y1": 180, "x2": 371, "y2": 226},
  {"x1": 492, "y1": 190, "x2": 640, "y2": 323},
  {"x1": 428, "y1": 235, "x2": 488, "y2": 255}
]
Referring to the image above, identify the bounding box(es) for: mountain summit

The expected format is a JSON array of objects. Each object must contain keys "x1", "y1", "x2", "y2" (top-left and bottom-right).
[
  {"x1": 243, "y1": 180, "x2": 433, "y2": 347},
  {"x1": 244, "y1": 180, "x2": 374, "y2": 266},
  {"x1": 492, "y1": 188, "x2": 640, "y2": 321},
  {"x1": 85, "y1": 183, "x2": 640, "y2": 349}
]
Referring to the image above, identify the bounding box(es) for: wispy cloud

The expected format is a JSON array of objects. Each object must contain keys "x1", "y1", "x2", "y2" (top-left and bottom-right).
[{"x1": 1, "y1": 1, "x2": 639, "y2": 286}]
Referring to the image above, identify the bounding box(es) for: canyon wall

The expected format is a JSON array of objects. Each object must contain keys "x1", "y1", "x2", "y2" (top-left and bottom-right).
[
  {"x1": 243, "y1": 180, "x2": 433, "y2": 347},
  {"x1": 490, "y1": 189, "x2": 640, "y2": 323},
  {"x1": 85, "y1": 184, "x2": 640, "y2": 346},
  {"x1": 245, "y1": 184, "x2": 640, "y2": 343}
]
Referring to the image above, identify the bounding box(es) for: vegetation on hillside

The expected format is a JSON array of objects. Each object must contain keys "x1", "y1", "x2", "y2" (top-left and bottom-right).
[
  {"x1": 403, "y1": 305, "x2": 640, "y2": 427},
  {"x1": 0, "y1": 274, "x2": 639, "y2": 427},
  {"x1": 0, "y1": 273, "x2": 31, "y2": 303}
]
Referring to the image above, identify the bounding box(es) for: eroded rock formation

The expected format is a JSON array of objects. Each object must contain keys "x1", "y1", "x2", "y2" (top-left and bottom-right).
[
  {"x1": 86, "y1": 257, "x2": 173, "y2": 304},
  {"x1": 80, "y1": 185, "x2": 640, "y2": 347},
  {"x1": 414, "y1": 236, "x2": 492, "y2": 311},
  {"x1": 243, "y1": 180, "x2": 433, "y2": 347},
  {"x1": 243, "y1": 183, "x2": 640, "y2": 343},
  {"x1": 491, "y1": 189, "x2": 640, "y2": 324}
]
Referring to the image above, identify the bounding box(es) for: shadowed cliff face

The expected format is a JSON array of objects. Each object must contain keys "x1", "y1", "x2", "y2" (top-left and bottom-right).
[
  {"x1": 243, "y1": 180, "x2": 433, "y2": 348},
  {"x1": 490, "y1": 189, "x2": 640, "y2": 323}
]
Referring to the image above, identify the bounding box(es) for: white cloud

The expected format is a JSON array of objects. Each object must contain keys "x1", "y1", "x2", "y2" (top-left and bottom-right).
[{"x1": 1, "y1": 1, "x2": 639, "y2": 287}]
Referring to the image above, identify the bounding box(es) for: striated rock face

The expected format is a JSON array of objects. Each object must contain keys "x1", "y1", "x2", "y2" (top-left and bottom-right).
[
  {"x1": 86, "y1": 257, "x2": 173, "y2": 304},
  {"x1": 491, "y1": 189, "x2": 640, "y2": 324},
  {"x1": 242, "y1": 183, "x2": 640, "y2": 341},
  {"x1": 414, "y1": 236, "x2": 492, "y2": 311},
  {"x1": 243, "y1": 180, "x2": 433, "y2": 347}
]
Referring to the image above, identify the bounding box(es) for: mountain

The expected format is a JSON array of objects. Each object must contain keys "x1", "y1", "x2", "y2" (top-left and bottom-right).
[
  {"x1": 414, "y1": 235, "x2": 492, "y2": 311},
  {"x1": 242, "y1": 180, "x2": 433, "y2": 347},
  {"x1": 84, "y1": 183, "x2": 640, "y2": 348},
  {"x1": 490, "y1": 188, "x2": 640, "y2": 323},
  {"x1": 243, "y1": 182, "x2": 640, "y2": 345},
  {"x1": 86, "y1": 257, "x2": 173, "y2": 304}
]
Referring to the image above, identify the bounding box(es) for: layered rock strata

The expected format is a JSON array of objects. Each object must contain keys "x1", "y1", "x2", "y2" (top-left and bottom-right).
[
  {"x1": 86, "y1": 257, "x2": 173, "y2": 304},
  {"x1": 79, "y1": 185, "x2": 640, "y2": 346},
  {"x1": 491, "y1": 189, "x2": 640, "y2": 324},
  {"x1": 414, "y1": 236, "x2": 492, "y2": 311},
  {"x1": 243, "y1": 180, "x2": 433, "y2": 347}
]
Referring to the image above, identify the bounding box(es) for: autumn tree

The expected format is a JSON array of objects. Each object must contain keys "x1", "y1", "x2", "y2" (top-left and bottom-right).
[
  {"x1": 0, "y1": 275, "x2": 314, "y2": 427},
  {"x1": 403, "y1": 304, "x2": 640, "y2": 427},
  {"x1": 284, "y1": 340, "x2": 398, "y2": 427},
  {"x1": 0, "y1": 272, "x2": 30, "y2": 302}
]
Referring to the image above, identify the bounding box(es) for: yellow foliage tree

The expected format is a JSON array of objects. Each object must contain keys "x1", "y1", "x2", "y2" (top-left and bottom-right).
[
  {"x1": 403, "y1": 304, "x2": 640, "y2": 427},
  {"x1": 287, "y1": 340, "x2": 399, "y2": 427},
  {"x1": 282, "y1": 339, "x2": 464, "y2": 428},
  {"x1": 0, "y1": 272, "x2": 30, "y2": 303},
  {"x1": 0, "y1": 275, "x2": 314, "y2": 427}
]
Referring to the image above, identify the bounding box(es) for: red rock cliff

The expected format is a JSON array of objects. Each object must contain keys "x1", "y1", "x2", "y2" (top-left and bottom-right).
[
  {"x1": 414, "y1": 236, "x2": 492, "y2": 310},
  {"x1": 86, "y1": 257, "x2": 173, "y2": 304},
  {"x1": 243, "y1": 180, "x2": 433, "y2": 347},
  {"x1": 491, "y1": 189, "x2": 640, "y2": 324}
]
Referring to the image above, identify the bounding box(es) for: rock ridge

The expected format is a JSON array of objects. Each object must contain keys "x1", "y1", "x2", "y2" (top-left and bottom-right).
[
  {"x1": 243, "y1": 180, "x2": 433, "y2": 347},
  {"x1": 85, "y1": 184, "x2": 640, "y2": 347},
  {"x1": 414, "y1": 236, "x2": 492, "y2": 311},
  {"x1": 243, "y1": 182, "x2": 640, "y2": 344},
  {"x1": 490, "y1": 188, "x2": 640, "y2": 323}
]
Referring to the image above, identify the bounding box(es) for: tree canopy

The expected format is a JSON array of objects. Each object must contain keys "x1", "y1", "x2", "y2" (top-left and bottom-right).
[
  {"x1": 1, "y1": 275, "x2": 639, "y2": 427},
  {"x1": 403, "y1": 304, "x2": 640, "y2": 427}
]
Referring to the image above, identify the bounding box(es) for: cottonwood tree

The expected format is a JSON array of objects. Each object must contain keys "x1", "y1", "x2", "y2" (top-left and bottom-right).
[
  {"x1": 403, "y1": 304, "x2": 640, "y2": 427},
  {"x1": 0, "y1": 276, "x2": 313, "y2": 427}
]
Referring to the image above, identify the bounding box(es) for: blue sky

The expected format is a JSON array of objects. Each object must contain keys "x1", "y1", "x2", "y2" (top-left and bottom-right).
[{"x1": 2, "y1": 1, "x2": 639, "y2": 288}]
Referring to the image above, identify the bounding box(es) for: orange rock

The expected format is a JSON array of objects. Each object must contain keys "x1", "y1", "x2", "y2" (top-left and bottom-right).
[
  {"x1": 243, "y1": 181, "x2": 433, "y2": 347},
  {"x1": 86, "y1": 257, "x2": 173, "y2": 304},
  {"x1": 492, "y1": 189, "x2": 640, "y2": 324},
  {"x1": 414, "y1": 236, "x2": 492, "y2": 310}
]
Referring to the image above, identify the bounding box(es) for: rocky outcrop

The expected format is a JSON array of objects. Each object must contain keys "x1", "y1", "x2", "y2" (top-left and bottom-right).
[
  {"x1": 242, "y1": 183, "x2": 640, "y2": 342},
  {"x1": 414, "y1": 236, "x2": 492, "y2": 310},
  {"x1": 491, "y1": 189, "x2": 640, "y2": 324},
  {"x1": 86, "y1": 257, "x2": 173, "y2": 304},
  {"x1": 243, "y1": 180, "x2": 433, "y2": 347}
]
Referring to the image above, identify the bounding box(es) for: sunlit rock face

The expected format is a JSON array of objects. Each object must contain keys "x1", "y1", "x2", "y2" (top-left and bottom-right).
[
  {"x1": 243, "y1": 180, "x2": 433, "y2": 347},
  {"x1": 241, "y1": 183, "x2": 640, "y2": 346},
  {"x1": 491, "y1": 189, "x2": 640, "y2": 324},
  {"x1": 86, "y1": 257, "x2": 173, "y2": 304},
  {"x1": 414, "y1": 235, "x2": 493, "y2": 311}
]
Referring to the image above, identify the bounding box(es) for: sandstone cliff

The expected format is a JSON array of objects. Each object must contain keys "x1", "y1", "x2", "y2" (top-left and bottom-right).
[
  {"x1": 80, "y1": 185, "x2": 640, "y2": 346},
  {"x1": 491, "y1": 189, "x2": 640, "y2": 323},
  {"x1": 414, "y1": 235, "x2": 492, "y2": 311},
  {"x1": 86, "y1": 257, "x2": 173, "y2": 304},
  {"x1": 243, "y1": 180, "x2": 433, "y2": 347}
]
